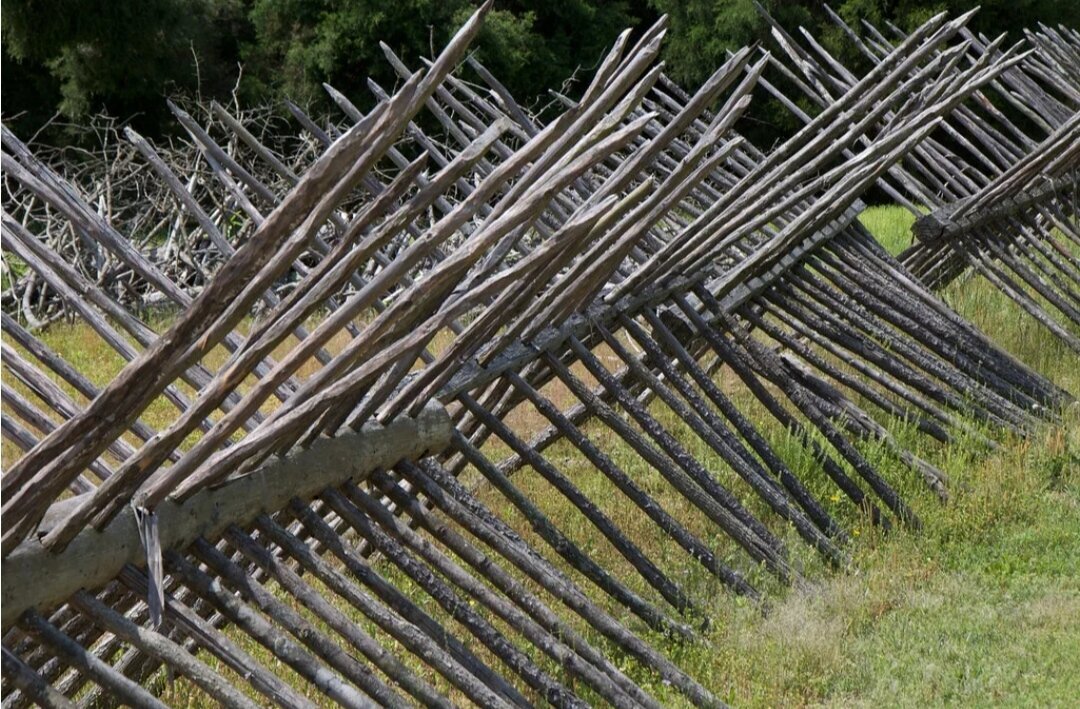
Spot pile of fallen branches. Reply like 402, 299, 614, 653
1, 104, 354, 326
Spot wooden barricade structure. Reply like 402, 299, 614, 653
758, 3, 1080, 352
1, 3, 1076, 706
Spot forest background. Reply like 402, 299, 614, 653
3, 0, 1078, 148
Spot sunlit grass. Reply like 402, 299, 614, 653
858, 203, 917, 256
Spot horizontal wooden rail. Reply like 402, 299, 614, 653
1, 401, 451, 629
911, 171, 1080, 243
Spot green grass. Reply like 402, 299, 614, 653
858, 203, 919, 255
5, 205, 1079, 707
667, 414, 1080, 707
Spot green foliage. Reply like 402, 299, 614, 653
1, 0, 248, 134
2, 0, 1077, 144
242, 0, 459, 106
647, 0, 1079, 91
458, 1, 638, 102
242, 0, 645, 114
647, 0, 798, 88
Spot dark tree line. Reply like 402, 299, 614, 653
2, 0, 1076, 145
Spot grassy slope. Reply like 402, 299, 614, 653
4, 206, 1078, 707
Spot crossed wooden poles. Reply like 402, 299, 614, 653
2, 3, 1076, 706
758, 2, 1080, 351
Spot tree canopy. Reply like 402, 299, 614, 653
2, 0, 1076, 142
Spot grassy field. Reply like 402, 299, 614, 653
4, 206, 1078, 707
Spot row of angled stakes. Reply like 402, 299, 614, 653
2, 3, 1077, 706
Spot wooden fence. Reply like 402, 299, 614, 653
2, 2, 1076, 706
758, 2, 1080, 348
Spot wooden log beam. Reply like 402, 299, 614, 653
911, 170, 1080, 244
1, 402, 451, 629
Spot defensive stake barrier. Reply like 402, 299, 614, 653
2, 3, 1077, 706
